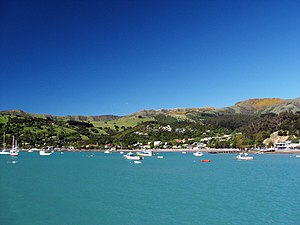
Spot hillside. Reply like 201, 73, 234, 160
2, 97, 299, 120
224, 98, 300, 115
0, 110, 121, 121
133, 97, 300, 119
0, 97, 299, 150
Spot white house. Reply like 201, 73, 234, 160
275, 141, 300, 150
154, 141, 162, 147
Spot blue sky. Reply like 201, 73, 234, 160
1, 0, 299, 116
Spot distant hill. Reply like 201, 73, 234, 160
1, 97, 300, 121
132, 107, 216, 122
0, 110, 121, 121
223, 98, 300, 115
133, 97, 300, 119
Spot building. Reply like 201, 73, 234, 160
275, 141, 300, 150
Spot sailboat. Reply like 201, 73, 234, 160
10, 136, 19, 157
0, 132, 10, 155
136, 150, 153, 157
235, 153, 253, 160
39, 150, 53, 156
193, 151, 204, 157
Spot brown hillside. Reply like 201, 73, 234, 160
235, 98, 283, 110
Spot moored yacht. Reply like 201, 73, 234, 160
40, 150, 53, 156
193, 151, 204, 157
10, 136, 19, 157
0, 133, 10, 155
124, 152, 143, 160
136, 150, 153, 157
0, 150, 10, 155
10, 150, 18, 157
236, 153, 253, 160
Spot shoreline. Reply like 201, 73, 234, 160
19, 148, 300, 154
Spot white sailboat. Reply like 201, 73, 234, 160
0, 132, 10, 155
39, 150, 53, 156
0, 150, 10, 155
10, 136, 19, 157
136, 150, 153, 157
124, 152, 143, 160
193, 152, 204, 157
236, 153, 253, 160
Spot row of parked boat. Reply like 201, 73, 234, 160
4, 141, 284, 161
122, 151, 206, 164
121, 150, 205, 159
106, 150, 298, 160
0, 149, 54, 156
121, 150, 257, 162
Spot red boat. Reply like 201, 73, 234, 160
201, 159, 211, 163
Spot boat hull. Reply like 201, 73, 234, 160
236, 156, 253, 160
40, 151, 52, 156
124, 156, 143, 160
10, 150, 19, 156
136, 151, 152, 157
0, 151, 10, 155
124, 152, 143, 160
193, 152, 204, 157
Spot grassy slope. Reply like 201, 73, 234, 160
91, 116, 155, 129
0, 115, 9, 124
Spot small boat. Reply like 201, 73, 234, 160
236, 153, 253, 160
104, 150, 111, 154
0, 150, 10, 155
182, 152, 187, 154
134, 161, 142, 164
193, 152, 204, 157
10, 136, 18, 157
119, 151, 124, 154
296, 155, 300, 158
124, 152, 143, 160
157, 156, 164, 159
10, 150, 18, 157
0, 133, 10, 155
136, 150, 153, 157
39, 150, 53, 156
201, 159, 211, 163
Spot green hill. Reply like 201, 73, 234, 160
0, 97, 299, 149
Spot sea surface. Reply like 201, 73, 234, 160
1, 152, 299, 225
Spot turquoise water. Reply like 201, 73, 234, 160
1, 152, 299, 225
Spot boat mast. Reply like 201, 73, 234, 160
2, 132, 5, 150
12, 136, 15, 150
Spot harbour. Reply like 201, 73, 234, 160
1, 152, 299, 225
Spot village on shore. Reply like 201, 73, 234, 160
15, 138, 300, 155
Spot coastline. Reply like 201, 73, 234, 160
19, 148, 300, 154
